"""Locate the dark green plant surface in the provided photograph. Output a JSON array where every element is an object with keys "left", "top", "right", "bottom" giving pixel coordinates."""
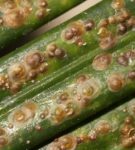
[
  {"left": 41, "top": 98, "right": 135, "bottom": 150},
  {"left": 0, "top": 0, "right": 85, "bottom": 49}
]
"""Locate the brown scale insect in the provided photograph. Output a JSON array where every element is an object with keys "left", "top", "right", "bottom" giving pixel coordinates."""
[
  {"left": 8, "top": 63, "right": 27, "bottom": 82},
  {"left": 108, "top": 16, "right": 117, "bottom": 24},
  {"left": 60, "top": 92, "right": 69, "bottom": 102},
  {"left": 0, "top": 128, "right": 5, "bottom": 136},
  {"left": 64, "top": 29, "right": 74, "bottom": 41},
  {"left": 0, "top": 18, "right": 3, "bottom": 25},
  {"left": 36, "top": 0, "right": 48, "bottom": 19},
  {"left": 40, "top": 113, "right": 46, "bottom": 119},
  {"left": 36, "top": 8, "right": 46, "bottom": 19},
  {"left": 84, "top": 19, "right": 95, "bottom": 31},
  {"left": 75, "top": 77, "right": 100, "bottom": 108},
  {"left": 99, "top": 35, "right": 117, "bottom": 50},
  {"left": 0, "top": 75, "right": 7, "bottom": 88},
  {"left": 98, "top": 27, "right": 111, "bottom": 39},
  {"left": 124, "top": 116, "right": 133, "bottom": 124},
  {"left": 35, "top": 124, "right": 42, "bottom": 131},
  {"left": 76, "top": 136, "right": 84, "bottom": 144},
  {"left": 0, "top": 0, "right": 49, "bottom": 28},
  {"left": 64, "top": 102, "right": 75, "bottom": 117},
  {"left": 88, "top": 130, "right": 97, "bottom": 141},
  {"left": 24, "top": 101, "right": 37, "bottom": 112},
  {"left": 20, "top": 6, "right": 33, "bottom": 18},
  {"left": 121, "top": 9, "right": 131, "bottom": 20},
  {"left": 13, "top": 110, "right": 26, "bottom": 122},
  {"left": 107, "top": 73, "right": 125, "bottom": 92},
  {"left": 77, "top": 135, "right": 88, "bottom": 142},
  {"left": 0, "top": 137, "right": 8, "bottom": 148},
  {"left": 62, "top": 21, "right": 85, "bottom": 43},
  {"left": 8, "top": 64, "right": 24, "bottom": 93},
  {"left": 4, "top": 1, "right": 16, "bottom": 9},
  {"left": 70, "top": 21, "right": 85, "bottom": 36},
  {"left": 46, "top": 43, "right": 65, "bottom": 59},
  {"left": 98, "top": 27, "right": 117, "bottom": 51},
  {"left": 111, "top": 0, "right": 125, "bottom": 10},
  {"left": 98, "top": 19, "right": 109, "bottom": 28},
  {"left": 65, "top": 107, "right": 75, "bottom": 117},
  {"left": 58, "top": 136, "right": 77, "bottom": 150},
  {"left": 46, "top": 43, "right": 57, "bottom": 57},
  {"left": 117, "top": 55, "right": 129, "bottom": 66},
  {"left": 128, "top": 71, "right": 135, "bottom": 80},
  {"left": 94, "top": 120, "right": 112, "bottom": 135},
  {"left": 124, "top": 50, "right": 135, "bottom": 59},
  {"left": 69, "top": 27, "right": 79, "bottom": 37},
  {"left": 54, "top": 48, "right": 65, "bottom": 59},
  {"left": 52, "top": 107, "right": 65, "bottom": 124},
  {"left": 38, "top": 0, "right": 48, "bottom": 8},
  {"left": 9, "top": 82, "right": 22, "bottom": 94},
  {"left": 27, "top": 70, "right": 37, "bottom": 80},
  {"left": 117, "top": 50, "right": 135, "bottom": 66},
  {"left": 82, "top": 87, "right": 94, "bottom": 100},
  {"left": 121, "top": 136, "right": 135, "bottom": 148},
  {"left": 127, "top": 16, "right": 135, "bottom": 28},
  {"left": 40, "top": 108, "right": 49, "bottom": 119},
  {"left": 74, "top": 36, "right": 86, "bottom": 47},
  {"left": 117, "top": 23, "right": 127, "bottom": 35},
  {"left": 128, "top": 128, "right": 135, "bottom": 138},
  {"left": 25, "top": 51, "right": 48, "bottom": 79},
  {"left": 121, "top": 124, "right": 131, "bottom": 135},
  {"left": 51, "top": 135, "right": 77, "bottom": 150},
  {"left": 8, "top": 123, "right": 14, "bottom": 129},
  {"left": 25, "top": 51, "right": 45, "bottom": 69},
  {"left": 7, "top": 63, "right": 25, "bottom": 92},
  {"left": 92, "top": 53, "right": 112, "bottom": 71},
  {"left": 76, "top": 74, "right": 90, "bottom": 84},
  {"left": 38, "top": 62, "right": 48, "bottom": 73},
  {"left": 8, "top": 101, "right": 37, "bottom": 127},
  {"left": 2, "top": 49, "right": 50, "bottom": 93},
  {"left": 2, "top": 0, "right": 48, "bottom": 28},
  {"left": 120, "top": 118, "right": 135, "bottom": 148},
  {"left": 116, "top": 14, "right": 126, "bottom": 23},
  {"left": 3, "top": 9, "right": 25, "bottom": 28}
]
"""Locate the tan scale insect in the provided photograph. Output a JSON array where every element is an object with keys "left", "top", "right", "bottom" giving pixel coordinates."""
[
  {"left": 8, "top": 101, "right": 38, "bottom": 127},
  {"left": 92, "top": 53, "right": 112, "bottom": 71},
  {"left": 0, "top": 0, "right": 48, "bottom": 28},
  {"left": 107, "top": 73, "right": 126, "bottom": 92}
]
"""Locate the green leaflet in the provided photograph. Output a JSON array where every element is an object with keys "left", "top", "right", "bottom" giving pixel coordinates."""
[
  {"left": 0, "top": 0, "right": 135, "bottom": 149},
  {"left": 42, "top": 98, "right": 135, "bottom": 150},
  {"left": 0, "top": 0, "right": 134, "bottom": 104},
  {"left": 0, "top": 41, "right": 135, "bottom": 149},
  {"left": 0, "top": 0, "right": 85, "bottom": 49}
]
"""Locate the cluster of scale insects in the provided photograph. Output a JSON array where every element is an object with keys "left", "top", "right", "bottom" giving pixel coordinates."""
[
  {"left": 0, "top": 0, "right": 48, "bottom": 28},
  {"left": 0, "top": 0, "right": 135, "bottom": 149}
]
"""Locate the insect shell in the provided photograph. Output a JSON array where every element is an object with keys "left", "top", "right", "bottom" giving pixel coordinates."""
[
  {"left": 0, "top": 127, "right": 8, "bottom": 148},
  {"left": 0, "top": 0, "right": 48, "bottom": 28},
  {"left": 8, "top": 101, "right": 38, "bottom": 128},
  {"left": 73, "top": 76, "right": 101, "bottom": 108},
  {"left": 92, "top": 53, "right": 112, "bottom": 71},
  {"left": 120, "top": 115, "right": 135, "bottom": 148},
  {"left": 107, "top": 73, "right": 126, "bottom": 92},
  {"left": 46, "top": 135, "right": 77, "bottom": 150},
  {"left": 61, "top": 21, "right": 85, "bottom": 43}
]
